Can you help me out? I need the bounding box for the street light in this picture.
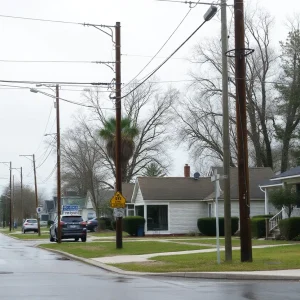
[30,85,62,243]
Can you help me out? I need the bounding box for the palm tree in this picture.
[99,117,139,182]
[142,162,166,177]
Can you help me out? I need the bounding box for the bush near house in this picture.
[197,217,239,236]
[251,218,266,238]
[252,215,273,219]
[123,216,145,236]
[279,217,300,240]
[111,220,116,230]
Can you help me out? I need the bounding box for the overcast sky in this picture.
[0,0,298,199]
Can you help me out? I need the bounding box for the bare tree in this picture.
[176,6,277,168]
[81,82,178,182]
[60,122,113,204]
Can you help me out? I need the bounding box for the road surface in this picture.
[0,233,299,300]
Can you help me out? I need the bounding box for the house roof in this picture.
[270,166,300,181]
[209,167,275,200]
[122,183,135,202]
[137,177,214,200]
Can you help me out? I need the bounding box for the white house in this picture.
[126,165,274,235]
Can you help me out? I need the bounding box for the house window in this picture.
[135,205,144,218]
[147,205,168,231]
[208,203,212,217]
[127,204,135,216]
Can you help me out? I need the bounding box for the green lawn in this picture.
[111,244,300,273]
[39,241,212,258]
[88,231,128,238]
[177,238,295,247]
[9,233,49,240]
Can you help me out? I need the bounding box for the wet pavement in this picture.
[1,233,300,300]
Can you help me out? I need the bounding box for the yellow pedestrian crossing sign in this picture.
[110,191,126,208]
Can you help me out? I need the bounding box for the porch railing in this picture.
[269,208,285,232]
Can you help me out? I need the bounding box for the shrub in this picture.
[99,220,106,230]
[111,220,116,230]
[47,220,54,227]
[251,217,266,238]
[99,217,112,230]
[123,216,145,236]
[197,217,239,236]
[252,215,273,219]
[279,217,300,240]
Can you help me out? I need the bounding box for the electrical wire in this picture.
[0,79,111,86]
[0,59,110,64]
[122,53,189,60]
[34,102,54,154]
[121,18,209,99]
[0,83,113,92]
[122,2,200,90]
[40,164,57,184]
[0,14,114,27]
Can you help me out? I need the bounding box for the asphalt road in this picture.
[0,233,300,300]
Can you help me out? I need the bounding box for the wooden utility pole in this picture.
[32,154,41,236]
[56,84,62,243]
[234,0,252,262]
[221,0,232,262]
[12,175,14,229]
[115,21,123,249]
[9,162,12,232]
[20,167,23,223]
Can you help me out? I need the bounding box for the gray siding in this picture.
[209,200,267,218]
[169,201,206,234]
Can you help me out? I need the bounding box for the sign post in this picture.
[211,169,222,264]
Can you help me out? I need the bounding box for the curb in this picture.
[36,246,300,281]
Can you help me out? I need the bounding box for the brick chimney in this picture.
[184,164,190,178]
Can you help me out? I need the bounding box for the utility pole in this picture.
[221,0,232,262]
[234,0,252,262]
[9,162,12,232]
[12,175,14,229]
[32,155,41,236]
[20,167,23,223]
[115,21,123,249]
[56,84,62,243]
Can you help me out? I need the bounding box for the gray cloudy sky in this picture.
[0,0,298,199]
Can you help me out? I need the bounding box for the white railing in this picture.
[269,208,285,232]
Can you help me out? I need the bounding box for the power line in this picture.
[122,1,200,90]
[0,83,113,92]
[0,14,115,27]
[121,18,210,99]
[156,0,226,6]
[0,59,115,64]
[40,164,57,184]
[34,102,55,155]
[122,53,189,60]
[0,79,111,86]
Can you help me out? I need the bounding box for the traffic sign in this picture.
[110,192,126,208]
[36,207,42,214]
[113,208,125,218]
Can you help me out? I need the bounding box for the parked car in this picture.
[49,214,87,242]
[22,219,38,233]
[86,217,112,232]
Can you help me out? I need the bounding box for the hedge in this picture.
[251,217,266,238]
[197,217,239,236]
[252,215,273,219]
[123,216,145,236]
[279,217,300,240]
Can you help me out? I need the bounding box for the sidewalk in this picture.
[40,243,300,281]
